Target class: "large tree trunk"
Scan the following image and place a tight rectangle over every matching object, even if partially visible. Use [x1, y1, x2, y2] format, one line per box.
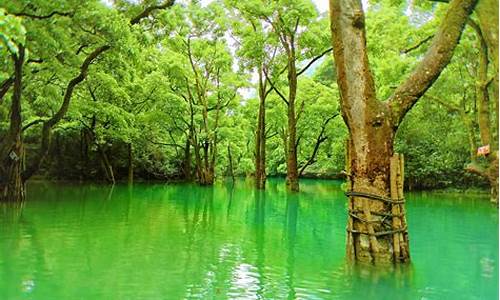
[0, 46, 25, 202]
[345, 126, 410, 263]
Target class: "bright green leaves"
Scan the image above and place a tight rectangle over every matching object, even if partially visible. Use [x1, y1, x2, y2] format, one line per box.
[0, 8, 26, 55]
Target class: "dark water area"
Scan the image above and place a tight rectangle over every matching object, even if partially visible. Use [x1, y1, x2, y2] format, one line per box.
[0, 179, 497, 299]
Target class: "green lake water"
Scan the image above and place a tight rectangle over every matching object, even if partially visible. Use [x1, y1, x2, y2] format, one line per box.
[0, 179, 497, 299]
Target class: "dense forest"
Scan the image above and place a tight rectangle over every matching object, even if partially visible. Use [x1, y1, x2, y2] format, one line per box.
[0, 0, 498, 264]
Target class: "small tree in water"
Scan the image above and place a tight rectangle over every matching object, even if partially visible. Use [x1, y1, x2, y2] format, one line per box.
[329, 0, 478, 263]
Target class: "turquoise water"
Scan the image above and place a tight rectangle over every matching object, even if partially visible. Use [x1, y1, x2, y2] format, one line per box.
[0, 179, 497, 299]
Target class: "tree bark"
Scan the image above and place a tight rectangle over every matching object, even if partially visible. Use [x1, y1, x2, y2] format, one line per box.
[228, 144, 235, 182]
[468, 19, 498, 203]
[98, 145, 115, 184]
[255, 68, 267, 189]
[0, 46, 25, 202]
[298, 113, 338, 176]
[285, 51, 299, 192]
[0, 76, 14, 103]
[127, 143, 133, 185]
[329, 0, 476, 263]
[183, 133, 192, 181]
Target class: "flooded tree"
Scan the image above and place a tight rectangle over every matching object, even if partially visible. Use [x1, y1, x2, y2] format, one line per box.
[329, 0, 477, 262]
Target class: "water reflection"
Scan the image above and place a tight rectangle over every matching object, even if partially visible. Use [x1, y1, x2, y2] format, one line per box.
[284, 193, 299, 299]
[253, 189, 266, 298]
[0, 180, 496, 299]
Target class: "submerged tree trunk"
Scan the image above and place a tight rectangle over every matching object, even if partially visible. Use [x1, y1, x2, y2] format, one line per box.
[330, 0, 476, 262]
[0, 46, 25, 202]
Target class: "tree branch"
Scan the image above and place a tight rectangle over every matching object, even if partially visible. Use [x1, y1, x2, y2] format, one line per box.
[388, 0, 478, 126]
[0, 76, 14, 103]
[465, 161, 489, 178]
[400, 35, 434, 54]
[130, 0, 175, 25]
[298, 113, 338, 176]
[22, 118, 47, 132]
[424, 94, 461, 112]
[263, 68, 289, 105]
[297, 47, 333, 76]
[13, 10, 73, 19]
[22, 45, 110, 181]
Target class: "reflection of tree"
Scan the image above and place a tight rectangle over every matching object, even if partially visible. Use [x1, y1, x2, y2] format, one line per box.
[0, 201, 24, 223]
[284, 193, 299, 299]
[182, 186, 218, 295]
[226, 182, 234, 219]
[201, 187, 215, 231]
[254, 189, 266, 298]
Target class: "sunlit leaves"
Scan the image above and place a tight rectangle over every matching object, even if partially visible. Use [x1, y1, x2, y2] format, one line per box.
[0, 9, 26, 55]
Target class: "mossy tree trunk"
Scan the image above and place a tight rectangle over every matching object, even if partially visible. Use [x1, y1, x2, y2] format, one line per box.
[467, 19, 498, 203]
[329, 0, 477, 262]
[285, 57, 299, 192]
[476, 1, 499, 203]
[0, 46, 25, 202]
[255, 67, 268, 189]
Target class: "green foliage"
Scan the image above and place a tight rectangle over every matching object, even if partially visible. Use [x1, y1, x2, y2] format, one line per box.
[0, 8, 25, 55]
[0, 0, 489, 189]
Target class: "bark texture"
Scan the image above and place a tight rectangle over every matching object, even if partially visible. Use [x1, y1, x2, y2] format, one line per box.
[0, 46, 25, 202]
[255, 68, 268, 189]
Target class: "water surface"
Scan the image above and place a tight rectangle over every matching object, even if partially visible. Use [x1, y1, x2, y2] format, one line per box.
[0, 179, 497, 299]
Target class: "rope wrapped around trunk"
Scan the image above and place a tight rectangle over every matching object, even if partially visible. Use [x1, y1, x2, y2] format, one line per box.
[345, 191, 405, 204]
[345, 190, 406, 235]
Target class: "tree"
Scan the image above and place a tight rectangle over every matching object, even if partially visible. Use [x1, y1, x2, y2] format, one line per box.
[329, 0, 477, 263]
[225, 1, 281, 189]
[423, 19, 498, 202]
[0, 0, 175, 202]
[258, 0, 332, 191]
[161, 2, 243, 185]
